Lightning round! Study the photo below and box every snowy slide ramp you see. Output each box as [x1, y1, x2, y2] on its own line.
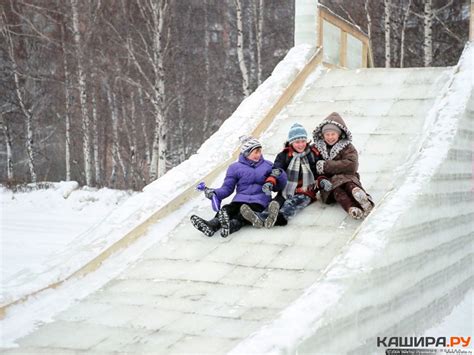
[2, 45, 473, 353]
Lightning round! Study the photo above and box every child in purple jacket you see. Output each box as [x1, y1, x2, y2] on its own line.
[190, 136, 287, 238]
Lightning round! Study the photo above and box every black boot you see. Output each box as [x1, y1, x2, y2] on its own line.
[217, 208, 230, 237]
[223, 219, 243, 237]
[190, 215, 220, 237]
[240, 204, 264, 228]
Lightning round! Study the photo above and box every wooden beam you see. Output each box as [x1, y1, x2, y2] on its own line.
[340, 31, 347, 67]
[319, 7, 369, 48]
[362, 44, 368, 68]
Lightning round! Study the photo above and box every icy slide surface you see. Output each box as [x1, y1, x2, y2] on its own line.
[2, 45, 472, 354]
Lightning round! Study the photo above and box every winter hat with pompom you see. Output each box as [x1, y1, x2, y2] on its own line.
[287, 123, 308, 143]
[239, 135, 262, 157]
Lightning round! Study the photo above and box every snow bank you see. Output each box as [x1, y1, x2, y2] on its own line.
[1, 45, 318, 307]
[1, 184, 134, 304]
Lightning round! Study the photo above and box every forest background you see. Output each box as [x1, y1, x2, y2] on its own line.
[0, 0, 470, 190]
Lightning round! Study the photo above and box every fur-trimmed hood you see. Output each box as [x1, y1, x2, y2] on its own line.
[313, 112, 353, 161]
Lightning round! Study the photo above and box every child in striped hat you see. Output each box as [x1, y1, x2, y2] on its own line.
[240, 123, 332, 228]
[190, 135, 287, 237]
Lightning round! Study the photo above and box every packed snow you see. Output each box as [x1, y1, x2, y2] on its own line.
[1, 182, 134, 303]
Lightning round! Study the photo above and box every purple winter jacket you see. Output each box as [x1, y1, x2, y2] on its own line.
[214, 154, 287, 208]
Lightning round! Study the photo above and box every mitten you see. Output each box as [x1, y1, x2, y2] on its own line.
[319, 179, 333, 192]
[270, 168, 282, 177]
[204, 187, 215, 200]
[262, 182, 273, 196]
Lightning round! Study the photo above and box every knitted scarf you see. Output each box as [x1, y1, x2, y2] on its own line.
[283, 147, 315, 198]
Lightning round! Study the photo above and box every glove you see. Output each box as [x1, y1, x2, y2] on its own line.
[262, 182, 273, 196]
[319, 179, 333, 192]
[204, 187, 215, 200]
[270, 168, 282, 178]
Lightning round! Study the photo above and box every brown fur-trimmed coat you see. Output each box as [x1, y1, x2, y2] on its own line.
[312, 112, 369, 204]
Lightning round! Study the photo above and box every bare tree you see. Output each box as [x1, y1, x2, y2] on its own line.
[384, 0, 391, 67]
[1, 113, 13, 180]
[1, 9, 37, 182]
[235, 0, 251, 97]
[70, 0, 92, 185]
[59, 22, 72, 181]
[400, 0, 413, 68]
[423, 0, 433, 66]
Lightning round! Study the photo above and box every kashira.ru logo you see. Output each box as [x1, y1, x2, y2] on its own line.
[377, 336, 472, 354]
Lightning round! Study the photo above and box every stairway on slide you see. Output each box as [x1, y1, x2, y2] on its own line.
[3, 66, 459, 354]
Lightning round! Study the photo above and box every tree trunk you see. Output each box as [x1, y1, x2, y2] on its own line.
[203, 0, 211, 135]
[105, 81, 126, 187]
[384, 0, 391, 68]
[400, 0, 413, 68]
[60, 24, 72, 181]
[235, 0, 251, 97]
[138, 87, 151, 172]
[91, 87, 101, 186]
[4, 22, 37, 182]
[423, 0, 433, 67]
[1, 114, 14, 180]
[256, 0, 264, 85]
[70, 0, 92, 186]
[148, 0, 168, 180]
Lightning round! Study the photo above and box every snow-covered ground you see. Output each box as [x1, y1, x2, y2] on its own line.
[1, 182, 134, 299]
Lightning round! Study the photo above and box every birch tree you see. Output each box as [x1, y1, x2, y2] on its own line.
[423, 0, 433, 67]
[400, 0, 413, 68]
[255, 0, 264, 85]
[105, 0, 170, 180]
[60, 23, 72, 181]
[70, 0, 92, 186]
[235, 0, 251, 97]
[1, 113, 13, 180]
[1, 11, 37, 182]
[384, 0, 391, 67]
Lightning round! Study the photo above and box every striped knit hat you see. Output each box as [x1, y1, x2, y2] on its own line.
[288, 123, 308, 143]
[239, 135, 262, 156]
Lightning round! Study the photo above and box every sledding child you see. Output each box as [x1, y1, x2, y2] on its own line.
[312, 112, 374, 219]
[190, 135, 287, 237]
[240, 123, 333, 228]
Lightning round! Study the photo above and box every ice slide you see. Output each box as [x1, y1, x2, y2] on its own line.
[1, 44, 472, 353]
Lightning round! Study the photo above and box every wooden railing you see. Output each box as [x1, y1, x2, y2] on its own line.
[318, 6, 373, 68]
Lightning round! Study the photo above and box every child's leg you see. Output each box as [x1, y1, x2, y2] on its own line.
[240, 203, 266, 228]
[279, 194, 312, 221]
[220, 202, 264, 237]
[344, 182, 374, 216]
[333, 185, 363, 219]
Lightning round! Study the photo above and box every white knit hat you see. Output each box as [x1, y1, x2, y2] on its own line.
[239, 135, 262, 156]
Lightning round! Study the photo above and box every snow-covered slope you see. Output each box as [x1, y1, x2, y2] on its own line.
[1, 44, 472, 353]
[0, 45, 318, 309]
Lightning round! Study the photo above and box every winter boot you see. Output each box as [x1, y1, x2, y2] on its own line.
[348, 207, 364, 220]
[352, 187, 374, 216]
[190, 215, 220, 237]
[264, 200, 281, 229]
[240, 204, 264, 228]
[218, 208, 231, 237]
[226, 219, 243, 237]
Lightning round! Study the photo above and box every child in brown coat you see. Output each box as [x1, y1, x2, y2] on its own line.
[312, 112, 374, 219]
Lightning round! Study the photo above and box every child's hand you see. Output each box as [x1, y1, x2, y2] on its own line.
[204, 187, 215, 199]
[319, 179, 333, 192]
[262, 182, 273, 196]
